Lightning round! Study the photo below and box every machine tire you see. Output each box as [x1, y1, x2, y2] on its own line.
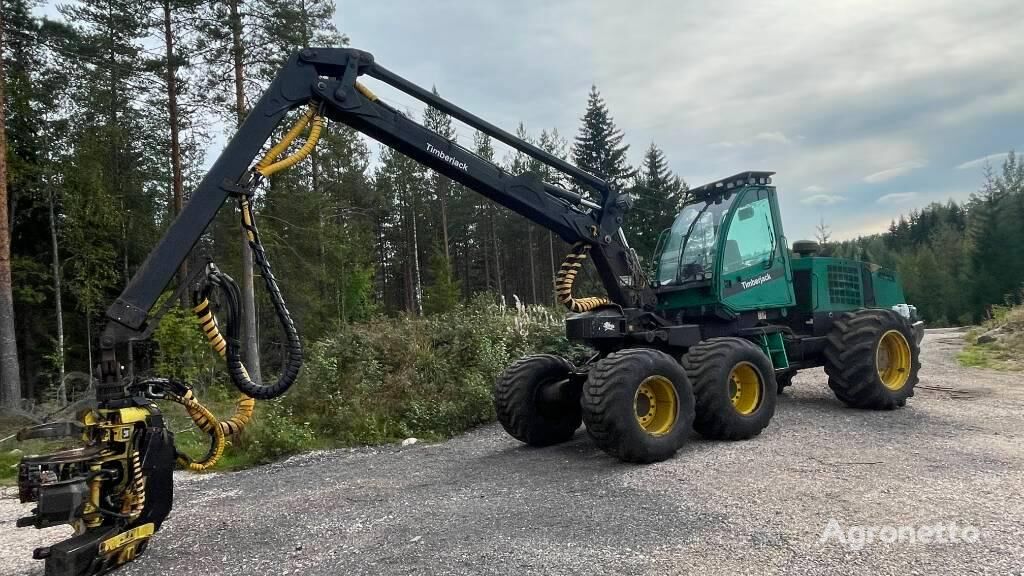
[824, 309, 920, 409]
[494, 354, 581, 446]
[581, 348, 695, 463]
[683, 337, 778, 440]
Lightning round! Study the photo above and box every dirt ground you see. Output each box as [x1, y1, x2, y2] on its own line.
[2, 329, 1022, 575]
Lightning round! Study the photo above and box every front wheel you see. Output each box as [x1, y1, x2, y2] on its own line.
[581, 348, 695, 463]
[824, 309, 920, 409]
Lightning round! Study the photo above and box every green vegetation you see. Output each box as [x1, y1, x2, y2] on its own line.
[958, 304, 1024, 371]
[2, 299, 578, 475]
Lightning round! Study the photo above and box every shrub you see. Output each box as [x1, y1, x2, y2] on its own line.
[284, 296, 583, 445]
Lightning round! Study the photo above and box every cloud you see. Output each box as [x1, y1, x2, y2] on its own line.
[801, 194, 845, 206]
[863, 162, 925, 183]
[956, 152, 1011, 170]
[803, 185, 826, 193]
[876, 192, 919, 204]
[754, 131, 792, 144]
[324, 0, 1024, 242]
[711, 131, 792, 149]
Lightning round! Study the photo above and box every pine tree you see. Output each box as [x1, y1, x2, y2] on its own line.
[474, 131, 501, 296]
[422, 87, 455, 273]
[0, 4, 22, 406]
[572, 85, 636, 192]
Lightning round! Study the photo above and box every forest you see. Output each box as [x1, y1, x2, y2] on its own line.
[0, 0, 688, 412]
[1, 0, 1022, 429]
[830, 153, 1024, 327]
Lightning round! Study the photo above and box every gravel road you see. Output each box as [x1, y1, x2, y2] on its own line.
[3, 330, 1022, 575]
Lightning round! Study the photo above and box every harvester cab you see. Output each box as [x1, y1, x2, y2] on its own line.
[652, 171, 795, 315]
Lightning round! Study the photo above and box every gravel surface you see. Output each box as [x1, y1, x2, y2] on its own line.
[3, 330, 1022, 575]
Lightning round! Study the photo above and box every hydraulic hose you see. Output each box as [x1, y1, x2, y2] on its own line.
[193, 298, 255, 436]
[555, 243, 611, 313]
[197, 215, 302, 401]
[132, 377, 227, 472]
[174, 388, 226, 472]
[256, 105, 325, 178]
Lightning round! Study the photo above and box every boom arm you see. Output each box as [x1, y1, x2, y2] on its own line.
[15, 47, 662, 576]
[107, 48, 651, 340]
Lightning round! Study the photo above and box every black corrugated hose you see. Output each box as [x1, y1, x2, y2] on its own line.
[194, 197, 302, 400]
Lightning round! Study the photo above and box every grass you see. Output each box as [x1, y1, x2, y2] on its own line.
[958, 304, 1024, 371]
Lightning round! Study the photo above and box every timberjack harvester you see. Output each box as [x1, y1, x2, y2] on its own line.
[14, 48, 924, 575]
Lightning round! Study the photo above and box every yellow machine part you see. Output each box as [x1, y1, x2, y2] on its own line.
[554, 243, 612, 313]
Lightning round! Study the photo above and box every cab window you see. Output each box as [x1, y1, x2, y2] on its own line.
[722, 191, 776, 276]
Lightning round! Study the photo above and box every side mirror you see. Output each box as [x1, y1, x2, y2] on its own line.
[738, 206, 754, 221]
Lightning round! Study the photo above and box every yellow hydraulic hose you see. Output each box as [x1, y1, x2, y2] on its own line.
[555, 243, 611, 313]
[256, 107, 325, 178]
[173, 389, 226, 472]
[255, 105, 317, 172]
[192, 298, 256, 438]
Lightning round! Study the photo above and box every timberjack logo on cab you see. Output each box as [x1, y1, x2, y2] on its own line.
[741, 272, 773, 290]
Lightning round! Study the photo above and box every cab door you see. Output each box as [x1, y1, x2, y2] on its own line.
[718, 188, 795, 312]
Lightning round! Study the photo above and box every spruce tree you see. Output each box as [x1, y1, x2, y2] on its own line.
[572, 85, 636, 191]
[628, 143, 688, 266]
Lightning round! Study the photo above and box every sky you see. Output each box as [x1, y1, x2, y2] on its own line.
[33, 0, 1024, 241]
[332, 0, 1024, 241]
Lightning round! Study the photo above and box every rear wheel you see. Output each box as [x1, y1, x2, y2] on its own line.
[581, 348, 695, 463]
[683, 338, 777, 440]
[824, 309, 919, 409]
[494, 354, 581, 446]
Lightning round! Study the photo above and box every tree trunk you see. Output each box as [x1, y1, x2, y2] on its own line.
[549, 231, 556, 305]
[0, 17, 22, 408]
[163, 0, 187, 303]
[410, 187, 423, 315]
[230, 0, 262, 385]
[528, 226, 536, 304]
[48, 186, 64, 399]
[440, 179, 450, 276]
[490, 205, 502, 299]
[85, 309, 94, 385]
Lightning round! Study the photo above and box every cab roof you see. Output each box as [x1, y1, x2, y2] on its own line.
[691, 171, 775, 202]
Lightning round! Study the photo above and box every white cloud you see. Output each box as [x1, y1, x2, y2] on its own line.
[863, 161, 925, 183]
[956, 152, 1011, 170]
[803, 185, 826, 193]
[801, 194, 845, 206]
[754, 131, 792, 144]
[711, 131, 792, 149]
[876, 192, 919, 204]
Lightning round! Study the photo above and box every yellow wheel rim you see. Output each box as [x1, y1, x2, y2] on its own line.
[877, 330, 912, 391]
[729, 362, 762, 415]
[634, 376, 678, 436]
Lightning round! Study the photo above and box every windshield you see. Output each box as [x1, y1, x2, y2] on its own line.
[655, 194, 737, 286]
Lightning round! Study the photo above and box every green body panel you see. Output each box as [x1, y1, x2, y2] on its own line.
[871, 267, 906, 308]
[790, 256, 906, 313]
